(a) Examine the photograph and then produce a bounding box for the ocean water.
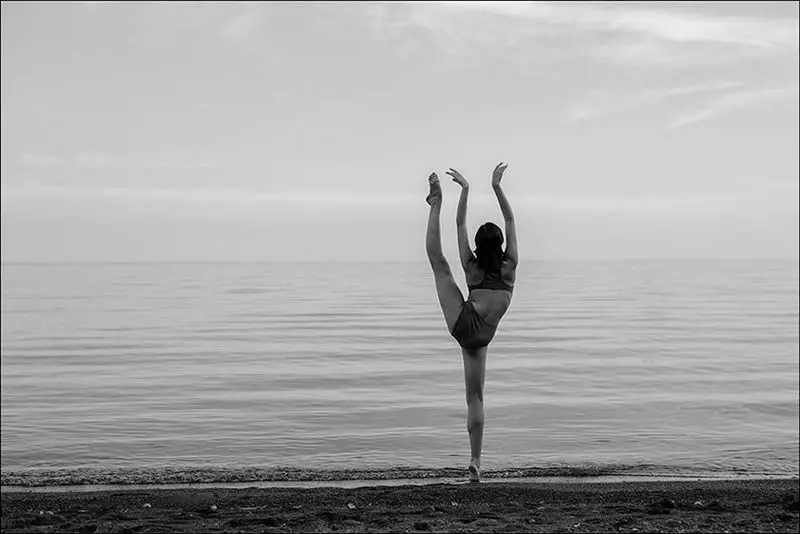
[1,260,798,478]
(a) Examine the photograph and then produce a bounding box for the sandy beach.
[2,478,798,533]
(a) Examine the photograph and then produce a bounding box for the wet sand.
[2,478,798,533]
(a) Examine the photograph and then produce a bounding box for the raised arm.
[492,162,517,266]
[447,168,475,271]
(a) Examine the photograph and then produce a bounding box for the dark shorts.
[450,299,498,351]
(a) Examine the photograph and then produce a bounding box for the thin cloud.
[16,152,218,170]
[17,154,68,168]
[394,1,799,68]
[475,187,797,213]
[156,152,217,170]
[567,81,744,122]
[588,38,778,68]
[4,184,795,216]
[666,87,798,130]
[130,2,266,47]
[606,8,797,49]
[3,184,417,206]
[437,1,798,49]
[73,152,116,168]
[512,192,746,213]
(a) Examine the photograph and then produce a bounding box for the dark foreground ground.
[2,479,798,533]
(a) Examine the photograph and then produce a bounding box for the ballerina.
[424,162,518,482]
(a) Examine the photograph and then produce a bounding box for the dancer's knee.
[465,387,483,406]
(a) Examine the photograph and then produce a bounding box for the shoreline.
[3,464,797,488]
[3,474,798,495]
[2,478,798,533]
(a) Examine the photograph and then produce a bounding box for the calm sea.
[1,260,798,478]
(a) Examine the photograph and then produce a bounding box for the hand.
[492,162,508,187]
[446,168,469,189]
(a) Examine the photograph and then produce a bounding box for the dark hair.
[474,222,504,273]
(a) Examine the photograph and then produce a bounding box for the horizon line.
[2,257,798,266]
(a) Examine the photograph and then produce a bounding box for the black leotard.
[450,269,513,350]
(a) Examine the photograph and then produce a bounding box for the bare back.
[463,258,516,325]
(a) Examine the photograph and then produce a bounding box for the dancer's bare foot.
[426,173,442,206]
[468,457,481,483]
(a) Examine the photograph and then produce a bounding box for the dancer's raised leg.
[426,173,464,331]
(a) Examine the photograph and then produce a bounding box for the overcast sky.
[2,1,798,262]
